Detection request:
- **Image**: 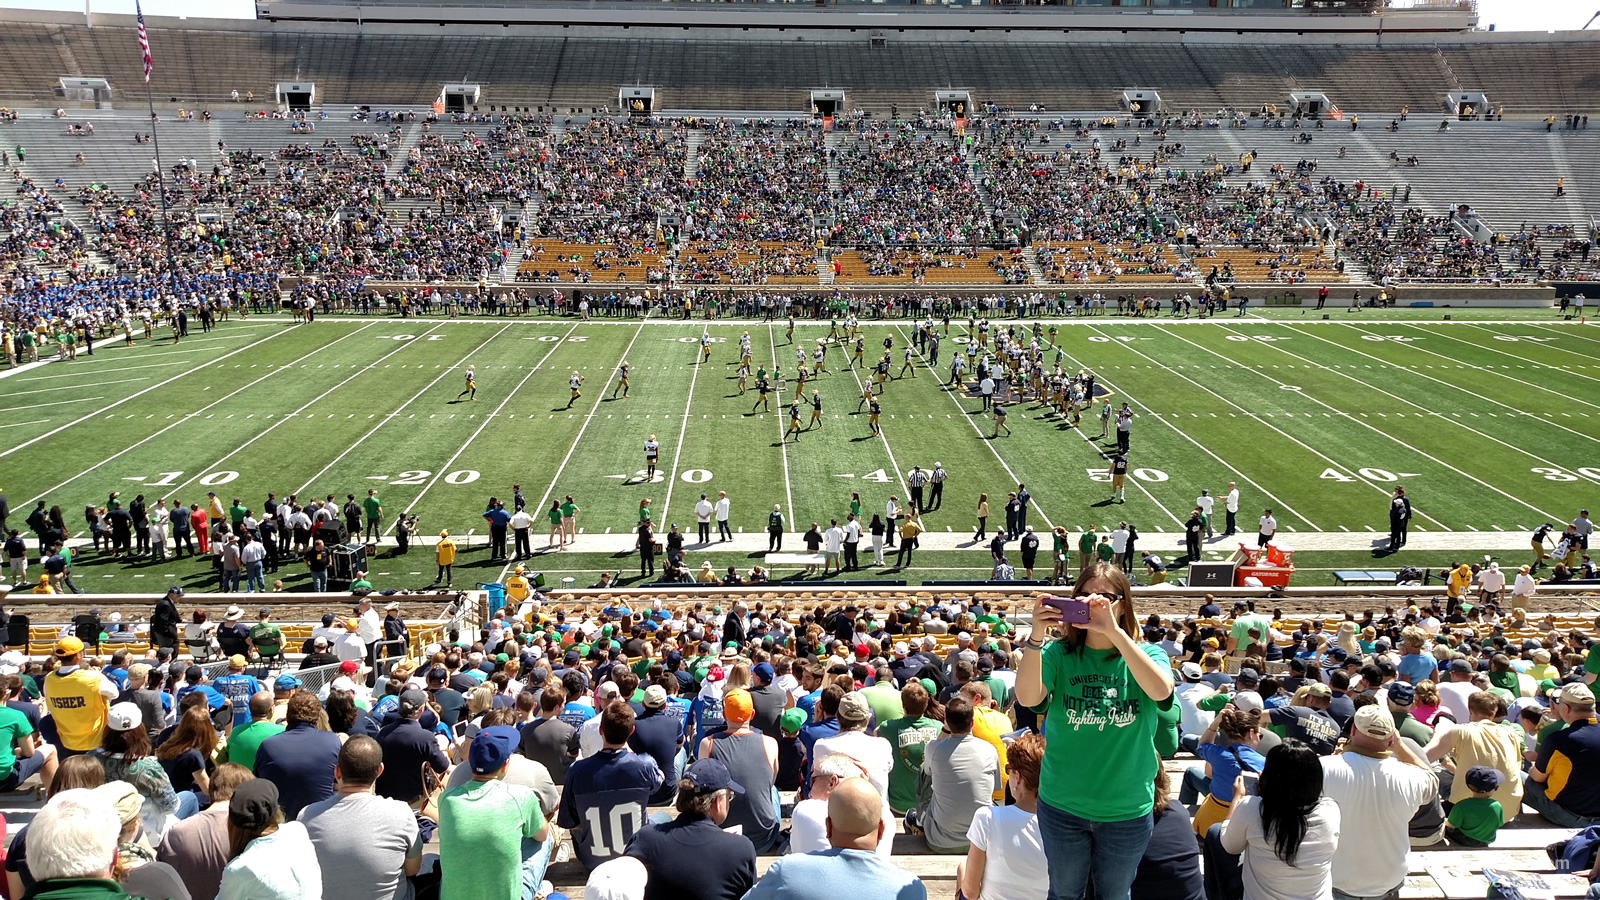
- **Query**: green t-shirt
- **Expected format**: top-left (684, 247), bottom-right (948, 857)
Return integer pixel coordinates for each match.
top-left (547, 508), bottom-right (563, 526)
top-left (877, 715), bottom-right (942, 814)
top-left (1097, 542), bottom-right (1115, 562)
top-left (1155, 692), bottom-right (1181, 759)
top-left (220, 720), bottom-right (284, 772)
top-left (230, 504), bottom-right (248, 525)
top-left (363, 496), bottom-right (383, 520)
top-left (438, 779), bottom-right (546, 900)
top-left (350, 578), bottom-right (373, 591)
top-left (1078, 532), bottom-right (1097, 554)
top-left (1447, 796), bottom-right (1503, 843)
top-left (638, 507), bottom-right (651, 523)
top-left (1488, 671), bottom-right (1519, 695)
top-left (978, 675), bottom-right (1009, 711)
top-left (0, 704), bottom-right (35, 779)
top-left (249, 623), bottom-right (283, 653)
top-left (1038, 641), bottom-right (1173, 821)
top-left (1585, 643), bottom-right (1600, 676)
top-left (559, 502), bottom-right (577, 519)
top-left (1230, 613), bottom-right (1275, 643)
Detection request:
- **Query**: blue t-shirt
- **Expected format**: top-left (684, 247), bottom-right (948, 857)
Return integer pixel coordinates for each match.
top-left (1399, 653), bottom-right (1436, 684)
top-left (627, 709), bottom-right (686, 805)
top-left (559, 701), bottom-right (597, 732)
top-left (556, 748), bottom-right (663, 870)
top-left (212, 673), bottom-right (264, 727)
top-left (174, 684), bottom-right (227, 712)
top-left (1195, 742), bottom-right (1266, 804)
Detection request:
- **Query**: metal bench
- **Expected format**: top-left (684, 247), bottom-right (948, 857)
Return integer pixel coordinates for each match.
top-left (1333, 570), bottom-right (1399, 586)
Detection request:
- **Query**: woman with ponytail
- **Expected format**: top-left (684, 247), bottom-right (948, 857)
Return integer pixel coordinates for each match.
top-left (1183, 705), bottom-right (1266, 837)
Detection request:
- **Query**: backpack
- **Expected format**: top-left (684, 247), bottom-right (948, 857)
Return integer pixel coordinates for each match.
top-left (1545, 824), bottom-right (1600, 877)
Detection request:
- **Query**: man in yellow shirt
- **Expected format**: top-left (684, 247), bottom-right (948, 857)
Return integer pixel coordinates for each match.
top-left (43, 637), bottom-right (118, 758)
top-left (433, 530), bottom-right (456, 588)
top-left (505, 566), bottom-right (533, 606)
top-left (960, 681), bottom-right (1011, 803)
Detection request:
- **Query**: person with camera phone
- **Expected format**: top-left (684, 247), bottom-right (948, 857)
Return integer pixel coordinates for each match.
top-left (1014, 562), bottom-right (1175, 900)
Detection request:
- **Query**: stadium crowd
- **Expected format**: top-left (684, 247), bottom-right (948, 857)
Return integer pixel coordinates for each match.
top-left (1, 567), bottom-right (1598, 900)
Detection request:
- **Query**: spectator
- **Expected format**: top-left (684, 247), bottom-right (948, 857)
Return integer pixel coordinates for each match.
top-left (1434, 658), bottom-right (1477, 723)
top-left (213, 656), bottom-right (264, 730)
top-left (252, 690), bottom-right (340, 820)
top-left (695, 688), bottom-right (779, 854)
top-left (1212, 738), bottom-right (1340, 900)
top-left (0, 676), bottom-right (57, 794)
top-left (218, 692), bottom-right (284, 772)
top-left (908, 695), bottom-right (997, 854)
top-left (560, 700), bottom-right (663, 869)
top-left (628, 685), bottom-right (686, 806)
top-left (217, 780), bottom-right (322, 900)
top-left (157, 763), bottom-right (254, 900)
top-left (43, 636), bottom-right (118, 758)
top-left (812, 691), bottom-right (894, 830)
top-left (1421, 690), bottom-right (1523, 821)
top-left (374, 689), bottom-right (449, 804)
top-left (1319, 705), bottom-right (1436, 900)
top-left (792, 753), bottom-right (886, 858)
top-left (89, 702), bottom-right (189, 830)
top-left (1524, 683), bottom-right (1600, 827)
top-left (438, 725), bottom-right (552, 900)
top-left (24, 789), bottom-right (123, 897)
top-left (878, 682), bottom-right (942, 816)
top-left (958, 731), bottom-right (1047, 900)
top-left (623, 757), bottom-right (757, 900)
top-left (740, 777), bottom-right (925, 900)
top-left (1131, 764), bottom-right (1205, 900)
top-left (299, 736), bottom-right (423, 900)
top-left (1445, 766), bottom-right (1506, 848)
top-left (1014, 562), bottom-right (1174, 900)
top-left (520, 684), bottom-right (579, 785)
top-left (95, 780), bottom-right (190, 900)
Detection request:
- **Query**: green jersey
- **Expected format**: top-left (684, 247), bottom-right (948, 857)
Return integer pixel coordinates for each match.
top-left (363, 496), bottom-right (382, 520)
top-left (878, 715), bottom-right (941, 814)
top-left (1447, 796), bottom-right (1503, 844)
top-left (438, 780), bottom-right (546, 900)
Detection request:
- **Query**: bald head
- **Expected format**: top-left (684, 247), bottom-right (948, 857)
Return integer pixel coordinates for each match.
top-left (248, 691), bottom-right (274, 720)
top-left (825, 778), bottom-right (885, 851)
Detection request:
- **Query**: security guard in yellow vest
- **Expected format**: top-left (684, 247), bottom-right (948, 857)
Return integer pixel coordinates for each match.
top-left (43, 637), bottom-right (118, 757)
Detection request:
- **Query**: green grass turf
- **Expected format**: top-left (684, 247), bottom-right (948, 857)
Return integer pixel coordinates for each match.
top-left (3, 310), bottom-right (1597, 594)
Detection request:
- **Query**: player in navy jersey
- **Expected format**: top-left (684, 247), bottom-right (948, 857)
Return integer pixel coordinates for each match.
top-left (557, 700), bottom-right (663, 870)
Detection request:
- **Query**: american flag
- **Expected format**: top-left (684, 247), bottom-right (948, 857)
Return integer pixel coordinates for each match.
top-left (136, 1), bottom-right (152, 84)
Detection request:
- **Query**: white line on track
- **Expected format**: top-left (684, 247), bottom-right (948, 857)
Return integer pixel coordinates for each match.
top-left (314, 324), bottom-right (518, 502)
top-left (892, 323), bottom-right (1056, 532)
top-left (1242, 323), bottom-right (1600, 488)
top-left (6, 376), bottom-right (151, 397)
top-left (831, 327), bottom-right (911, 502)
top-left (0, 326), bottom-right (294, 461)
top-left (1153, 325), bottom-right (1562, 524)
top-left (4, 396), bottom-right (105, 412)
top-left (402, 322), bottom-right (582, 533)
top-left (0, 419), bottom-right (49, 430)
top-left (14, 323), bottom-right (381, 508)
top-left (163, 323), bottom-right (450, 499)
top-left (520, 320), bottom-right (651, 555)
top-left (1304, 323), bottom-right (1600, 458)
top-left (15, 360), bottom-right (198, 382)
top-left (660, 327), bottom-right (709, 525)
top-left (766, 324), bottom-right (795, 527)
top-left (1043, 326), bottom-right (1301, 530)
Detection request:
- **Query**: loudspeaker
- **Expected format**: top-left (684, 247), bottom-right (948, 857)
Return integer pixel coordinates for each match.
top-left (314, 520), bottom-right (348, 547)
top-left (1187, 562), bottom-right (1237, 589)
top-left (329, 542), bottom-right (367, 591)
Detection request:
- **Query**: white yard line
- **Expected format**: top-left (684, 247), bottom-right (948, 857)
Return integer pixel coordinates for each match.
top-left (1048, 326), bottom-right (1312, 530)
top-left (1525, 322), bottom-right (1600, 347)
top-left (1240, 323), bottom-right (1600, 488)
top-left (0, 419), bottom-right (49, 430)
top-left (1154, 325), bottom-right (1563, 524)
top-left (829, 327), bottom-right (911, 501)
top-left (6, 376), bottom-right (152, 397)
top-left (4, 396), bottom-right (105, 412)
top-left (0, 326), bottom-right (295, 460)
top-left (522, 320), bottom-right (651, 546)
top-left (315, 324), bottom-right (518, 503)
top-left (1309, 324), bottom-right (1600, 454)
top-left (404, 322), bottom-right (583, 536)
top-left (15, 324), bottom-right (383, 508)
top-left (766, 324), bottom-right (796, 527)
top-left (1417, 323), bottom-right (1600, 389)
top-left (892, 323), bottom-right (1057, 532)
top-left (14, 359), bottom-right (198, 382)
top-left (1086, 322), bottom-right (1435, 528)
top-left (660, 327), bottom-right (709, 525)
top-left (164, 323), bottom-right (450, 499)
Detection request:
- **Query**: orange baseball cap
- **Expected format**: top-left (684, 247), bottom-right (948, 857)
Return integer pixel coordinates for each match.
top-left (723, 688), bottom-right (754, 723)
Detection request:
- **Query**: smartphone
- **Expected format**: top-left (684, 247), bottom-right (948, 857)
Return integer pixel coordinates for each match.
top-left (1041, 595), bottom-right (1091, 625)
top-left (1240, 771), bottom-right (1260, 797)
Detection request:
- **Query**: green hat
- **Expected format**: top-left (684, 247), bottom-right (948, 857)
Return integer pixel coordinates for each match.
top-left (918, 678), bottom-right (937, 697)
top-left (713, 605), bottom-right (723, 615)
top-left (601, 625), bottom-right (613, 637)
top-left (610, 640), bottom-right (622, 651)
top-left (780, 708), bottom-right (807, 734)
top-left (726, 640), bottom-right (739, 650)
top-left (494, 653), bottom-right (510, 664)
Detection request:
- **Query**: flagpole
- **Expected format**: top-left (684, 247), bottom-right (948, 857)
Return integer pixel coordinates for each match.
top-left (137, 1), bottom-right (179, 291)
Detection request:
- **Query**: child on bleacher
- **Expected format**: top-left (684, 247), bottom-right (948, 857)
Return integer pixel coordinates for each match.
top-left (1444, 766), bottom-right (1505, 848)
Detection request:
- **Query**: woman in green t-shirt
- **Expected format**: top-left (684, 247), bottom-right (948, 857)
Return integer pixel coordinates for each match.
top-left (1014, 561), bottom-right (1175, 900)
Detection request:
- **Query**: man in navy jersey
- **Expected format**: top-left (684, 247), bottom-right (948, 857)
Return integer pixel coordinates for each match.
top-left (557, 700), bottom-right (663, 870)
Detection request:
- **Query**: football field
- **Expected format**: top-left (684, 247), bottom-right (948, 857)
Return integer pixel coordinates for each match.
top-left (3, 308), bottom-right (1597, 593)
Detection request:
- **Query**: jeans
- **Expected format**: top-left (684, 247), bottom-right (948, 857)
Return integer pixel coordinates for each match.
top-left (366, 519), bottom-right (380, 541)
top-left (718, 520), bottom-right (732, 541)
top-left (436, 564), bottom-right (452, 585)
top-left (1202, 823), bottom-right (1243, 900)
top-left (310, 569), bottom-right (327, 592)
top-left (220, 569), bottom-right (240, 593)
top-left (1178, 766), bottom-right (1209, 806)
top-left (1522, 775), bottom-right (1600, 828)
top-left (245, 561), bottom-right (265, 593)
top-left (1036, 798), bottom-right (1154, 900)
top-left (517, 832), bottom-right (555, 900)
top-left (176, 790), bottom-right (201, 820)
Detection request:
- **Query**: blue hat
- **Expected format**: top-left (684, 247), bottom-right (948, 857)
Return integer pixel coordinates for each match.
top-left (752, 662), bottom-right (776, 685)
top-left (1327, 648), bottom-right (1349, 663)
top-left (684, 758), bottom-right (744, 795)
top-left (1387, 681), bottom-right (1415, 705)
top-left (469, 726), bottom-right (520, 775)
top-left (1464, 765), bottom-right (1504, 793)
top-left (273, 674), bottom-right (301, 691)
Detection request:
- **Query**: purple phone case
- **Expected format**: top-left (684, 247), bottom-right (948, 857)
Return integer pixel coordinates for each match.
top-left (1042, 595), bottom-right (1091, 624)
